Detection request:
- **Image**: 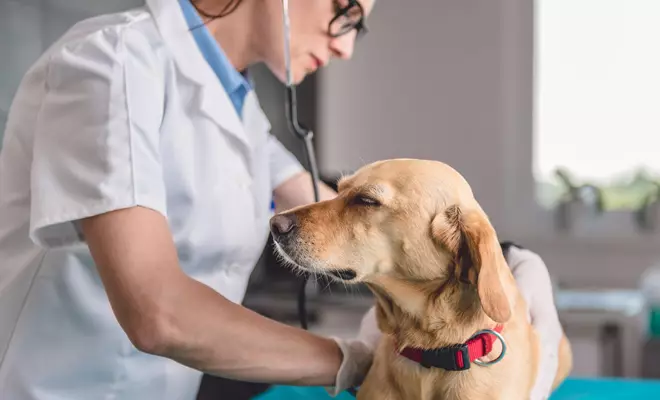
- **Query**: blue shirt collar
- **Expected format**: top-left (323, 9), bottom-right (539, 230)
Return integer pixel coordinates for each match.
top-left (178, 0), bottom-right (252, 117)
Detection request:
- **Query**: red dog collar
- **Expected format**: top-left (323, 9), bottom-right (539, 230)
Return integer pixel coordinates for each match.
top-left (398, 325), bottom-right (506, 371)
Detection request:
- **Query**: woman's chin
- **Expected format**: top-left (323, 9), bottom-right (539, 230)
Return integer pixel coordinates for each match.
top-left (271, 65), bottom-right (312, 86)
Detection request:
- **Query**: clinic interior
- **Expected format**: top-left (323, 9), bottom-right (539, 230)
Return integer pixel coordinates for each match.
top-left (2, 0), bottom-right (660, 397)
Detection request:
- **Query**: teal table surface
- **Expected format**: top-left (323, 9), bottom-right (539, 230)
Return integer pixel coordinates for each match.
top-left (550, 378), bottom-right (660, 399)
top-left (254, 378), bottom-right (660, 399)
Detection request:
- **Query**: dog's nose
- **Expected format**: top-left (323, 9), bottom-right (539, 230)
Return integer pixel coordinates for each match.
top-left (270, 214), bottom-right (297, 237)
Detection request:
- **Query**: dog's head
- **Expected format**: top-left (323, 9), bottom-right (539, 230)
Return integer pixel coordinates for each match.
top-left (270, 159), bottom-right (514, 332)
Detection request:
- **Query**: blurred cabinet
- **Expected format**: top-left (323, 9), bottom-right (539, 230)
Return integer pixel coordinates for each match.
top-left (641, 338), bottom-right (660, 378)
top-left (556, 289), bottom-right (646, 378)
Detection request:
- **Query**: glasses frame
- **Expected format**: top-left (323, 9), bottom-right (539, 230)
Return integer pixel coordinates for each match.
top-left (328, 0), bottom-right (368, 39)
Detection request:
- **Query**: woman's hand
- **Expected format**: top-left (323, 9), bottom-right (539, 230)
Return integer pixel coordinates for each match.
top-left (325, 308), bottom-right (379, 396)
top-left (506, 246), bottom-right (564, 400)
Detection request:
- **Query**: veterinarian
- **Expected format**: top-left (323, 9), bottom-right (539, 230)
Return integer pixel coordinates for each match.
top-left (0, 0), bottom-right (562, 399)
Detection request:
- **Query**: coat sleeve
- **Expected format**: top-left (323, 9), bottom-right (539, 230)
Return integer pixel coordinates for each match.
top-left (267, 134), bottom-right (305, 190)
top-left (29, 26), bottom-right (167, 249)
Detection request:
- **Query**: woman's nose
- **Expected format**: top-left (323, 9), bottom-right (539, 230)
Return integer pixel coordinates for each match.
top-left (329, 32), bottom-right (356, 60)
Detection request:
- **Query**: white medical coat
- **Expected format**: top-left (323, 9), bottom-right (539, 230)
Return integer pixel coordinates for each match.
top-left (0, 0), bottom-right (304, 398)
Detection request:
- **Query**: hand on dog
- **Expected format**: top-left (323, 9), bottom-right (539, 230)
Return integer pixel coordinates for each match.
top-left (329, 247), bottom-right (562, 399)
top-left (325, 308), bottom-right (378, 396)
top-left (507, 246), bottom-right (563, 400)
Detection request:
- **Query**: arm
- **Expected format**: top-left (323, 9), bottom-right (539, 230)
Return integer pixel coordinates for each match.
top-left (273, 170), bottom-right (338, 211)
top-left (80, 206), bottom-right (342, 385)
top-left (264, 133), bottom-right (336, 212)
top-left (30, 28), bottom-right (342, 387)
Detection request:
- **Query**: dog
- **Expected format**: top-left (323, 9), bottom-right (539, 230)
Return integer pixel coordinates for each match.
top-left (269, 158), bottom-right (572, 399)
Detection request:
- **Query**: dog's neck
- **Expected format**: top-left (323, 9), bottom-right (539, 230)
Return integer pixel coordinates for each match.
top-left (374, 300), bottom-right (509, 400)
top-left (377, 282), bottom-right (491, 342)
top-left (388, 311), bottom-right (502, 359)
top-left (374, 281), bottom-right (507, 367)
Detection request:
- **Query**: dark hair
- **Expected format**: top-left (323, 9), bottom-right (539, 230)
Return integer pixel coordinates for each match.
top-left (190, 0), bottom-right (244, 20)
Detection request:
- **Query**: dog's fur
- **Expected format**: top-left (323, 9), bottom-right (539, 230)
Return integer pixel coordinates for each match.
top-left (270, 159), bottom-right (572, 399)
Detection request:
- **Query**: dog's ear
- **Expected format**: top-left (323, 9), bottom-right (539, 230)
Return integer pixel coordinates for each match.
top-left (431, 205), bottom-right (512, 323)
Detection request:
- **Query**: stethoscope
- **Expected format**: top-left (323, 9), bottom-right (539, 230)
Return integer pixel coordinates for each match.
top-left (279, 0), bottom-right (320, 332)
top-left (280, 2), bottom-right (359, 396)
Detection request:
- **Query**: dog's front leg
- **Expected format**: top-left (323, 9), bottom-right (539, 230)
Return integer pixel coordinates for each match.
top-left (355, 353), bottom-right (405, 400)
top-left (356, 377), bottom-right (402, 400)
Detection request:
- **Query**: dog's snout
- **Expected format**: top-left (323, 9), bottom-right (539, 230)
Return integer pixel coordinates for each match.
top-left (270, 214), bottom-right (298, 237)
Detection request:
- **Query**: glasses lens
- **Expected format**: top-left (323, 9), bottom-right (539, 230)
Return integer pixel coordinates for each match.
top-left (330, 4), bottom-right (364, 37)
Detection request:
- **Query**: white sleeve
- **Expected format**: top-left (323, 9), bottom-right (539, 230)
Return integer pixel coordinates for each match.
top-left (29, 27), bottom-right (167, 249)
top-left (267, 134), bottom-right (305, 190)
top-left (355, 305), bottom-right (382, 351)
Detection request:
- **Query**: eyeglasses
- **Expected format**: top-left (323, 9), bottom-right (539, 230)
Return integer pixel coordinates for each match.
top-left (329, 0), bottom-right (368, 39)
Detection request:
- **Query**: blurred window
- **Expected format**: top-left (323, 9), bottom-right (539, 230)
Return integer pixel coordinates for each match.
top-left (534, 0), bottom-right (660, 211)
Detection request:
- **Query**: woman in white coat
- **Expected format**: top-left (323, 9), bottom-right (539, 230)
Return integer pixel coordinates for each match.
top-left (0, 0), bottom-right (564, 399)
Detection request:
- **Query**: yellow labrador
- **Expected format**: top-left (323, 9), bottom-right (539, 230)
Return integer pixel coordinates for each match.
top-left (270, 159), bottom-right (572, 400)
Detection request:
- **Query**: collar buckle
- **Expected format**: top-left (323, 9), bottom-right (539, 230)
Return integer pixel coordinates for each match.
top-left (420, 344), bottom-right (471, 371)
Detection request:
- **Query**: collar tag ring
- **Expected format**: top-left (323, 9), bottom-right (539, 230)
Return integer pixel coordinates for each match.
top-left (470, 329), bottom-right (507, 367)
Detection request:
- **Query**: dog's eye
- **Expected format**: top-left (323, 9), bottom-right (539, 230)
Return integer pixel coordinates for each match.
top-left (351, 195), bottom-right (381, 207)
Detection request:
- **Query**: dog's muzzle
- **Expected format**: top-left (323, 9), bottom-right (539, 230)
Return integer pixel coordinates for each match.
top-left (269, 214), bottom-right (358, 282)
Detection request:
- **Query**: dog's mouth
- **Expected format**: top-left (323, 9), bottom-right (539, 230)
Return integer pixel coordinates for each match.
top-left (327, 269), bottom-right (358, 282)
top-left (273, 241), bottom-right (358, 282)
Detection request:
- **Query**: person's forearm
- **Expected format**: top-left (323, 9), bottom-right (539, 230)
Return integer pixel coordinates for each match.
top-left (81, 206), bottom-right (340, 386)
top-left (158, 171), bottom-right (338, 383)
top-left (152, 273), bottom-right (342, 385)
top-left (273, 171), bottom-right (337, 213)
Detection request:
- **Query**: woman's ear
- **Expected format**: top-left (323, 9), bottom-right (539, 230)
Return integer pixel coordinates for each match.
top-left (431, 205), bottom-right (512, 323)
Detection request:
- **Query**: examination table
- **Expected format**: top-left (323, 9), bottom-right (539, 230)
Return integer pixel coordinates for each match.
top-left (253, 378), bottom-right (660, 399)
